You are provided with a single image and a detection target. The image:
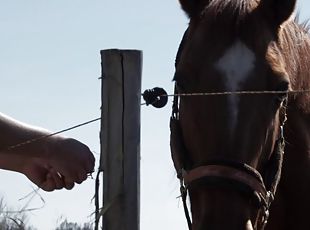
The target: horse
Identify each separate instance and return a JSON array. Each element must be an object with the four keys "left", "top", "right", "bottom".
[{"left": 170, "top": 0, "right": 310, "bottom": 229}]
